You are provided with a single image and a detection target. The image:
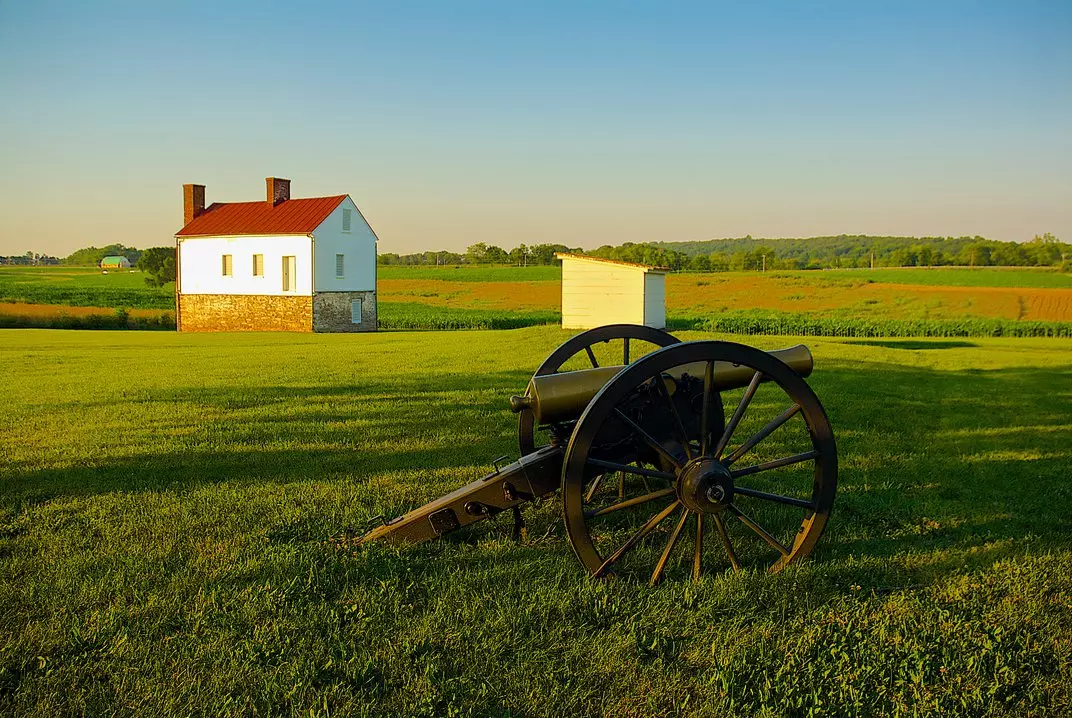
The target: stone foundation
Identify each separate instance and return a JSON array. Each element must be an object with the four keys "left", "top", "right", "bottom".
[
  {"left": 178, "top": 294, "right": 313, "bottom": 332},
  {"left": 312, "top": 291, "right": 378, "bottom": 333}
]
